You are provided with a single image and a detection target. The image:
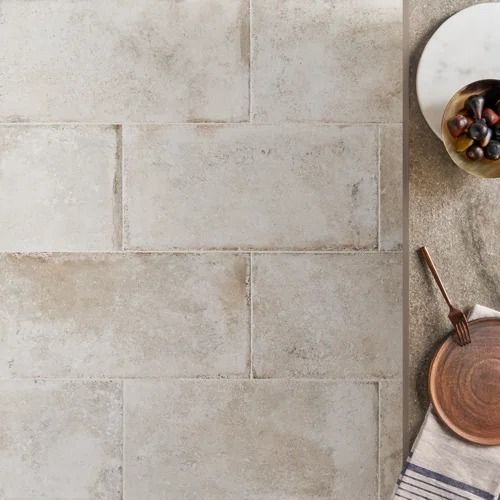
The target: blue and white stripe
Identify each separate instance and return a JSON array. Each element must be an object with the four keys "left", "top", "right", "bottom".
[{"left": 394, "top": 461, "right": 496, "bottom": 500}]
